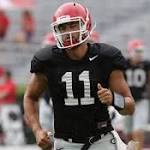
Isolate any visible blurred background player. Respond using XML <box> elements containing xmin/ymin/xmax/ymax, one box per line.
<box><xmin>0</xmin><ymin>67</ymin><xmax>19</xmax><ymax>145</ymax></box>
<box><xmin>0</xmin><ymin>68</ymin><xmax>16</xmax><ymax>106</ymax></box>
<box><xmin>13</xmin><ymin>10</ymin><xmax>35</xmax><ymax>43</ymax></box>
<box><xmin>0</xmin><ymin>9</ymin><xmax>10</xmax><ymax>41</ymax></box>
<box><xmin>124</xmin><ymin>39</ymin><xmax>150</xmax><ymax>150</ymax></box>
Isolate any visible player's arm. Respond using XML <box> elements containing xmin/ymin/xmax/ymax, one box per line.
<box><xmin>97</xmin><ymin>70</ymin><xmax>135</xmax><ymax>115</ymax></box>
<box><xmin>24</xmin><ymin>73</ymin><xmax>48</xmax><ymax>133</ymax></box>
<box><xmin>24</xmin><ymin>73</ymin><xmax>53</xmax><ymax>150</ymax></box>
<box><xmin>109</xmin><ymin>70</ymin><xmax>135</xmax><ymax>115</ymax></box>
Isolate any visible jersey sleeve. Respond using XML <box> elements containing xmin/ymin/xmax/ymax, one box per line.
<box><xmin>30</xmin><ymin>56</ymin><xmax>45</xmax><ymax>73</ymax></box>
<box><xmin>111</xmin><ymin>50</ymin><xmax>127</xmax><ymax>71</ymax></box>
<box><xmin>30</xmin><ymin>46</ymin><xmax>53</xmax><ymax>74</ymax></box>
<box><xmin>92</xmin><ymin>43</ymin><xmax>127</xmax><ymax>71</ymax></box>
<box><xmin>144</xmin><ymin>60</ymin><xmax>150</xmax><ymax>71</ymax></box>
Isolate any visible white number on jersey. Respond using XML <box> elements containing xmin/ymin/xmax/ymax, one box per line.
<box><xmin>62</xmin><ymin>71</ymin><xmax>94</xmax><ymax>106</ymax></box>
<box><xmin>126</xmin><ymin>69</ymin><xmax>146</xmax><ymax>87</ymax></box>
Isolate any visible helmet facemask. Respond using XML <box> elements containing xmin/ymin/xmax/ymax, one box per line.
<box><xmin>51</xmin><ymin>17</ymin><xmax>90</xmax><ymax>49</ymax></box>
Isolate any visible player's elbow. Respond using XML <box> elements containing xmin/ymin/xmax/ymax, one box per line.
<box><xmin>127</xmin><ymin>103</ymin><xmax>135</xmax><ymax>115</ymax></box>
<box><xmin>24</xmin><ymin>90</ymin><xmax>39</xmax><ymax>103</ymax></box>
<box><xmin>128</xmin><ymin>97</ymin><xmax>135</xmax><ymax>115</ymax></box>
<box><xmin>125</xmin><ymin>98</ymin><xmax>135</xmax><ymax>115</ymax></box>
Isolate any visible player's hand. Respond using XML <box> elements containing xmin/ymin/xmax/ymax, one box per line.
<box><xmin>97</xmin><ymin>83</ymin><xmax>113</xmax><ymax>105</ymax></box>
<box><xmin>35</xmin><ymin>129</ymin><xmax>53</xmax><ymax>150</ymax></box>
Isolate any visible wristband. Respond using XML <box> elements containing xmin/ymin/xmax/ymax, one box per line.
<box><xmin>112</xmin><ymin>92</ymin><xmax>125</xmax><ymax>111</ymax></box>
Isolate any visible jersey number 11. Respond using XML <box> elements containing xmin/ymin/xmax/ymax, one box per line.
<box><xmin>62</xmin><ymin>71</ymin><xmax>94</xmax><ymax>106</ymax></box>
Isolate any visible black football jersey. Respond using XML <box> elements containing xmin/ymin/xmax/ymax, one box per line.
<box><xmin>30</xmin><ymin>43</ymin><xmax>126</xmax><ymax>138</ymax></box>
<box><xmin>125</xmin><ymin>59</ymin><xmax>150</xmax><ymax>100</ymax></box>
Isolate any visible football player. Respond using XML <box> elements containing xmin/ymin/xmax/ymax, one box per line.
<box><xmin>23</xmin><ymin>2</ymin><xmax>135</xmax><ymax>150</ymax></box>
<box><xmin>124</xmin><ymin>39</ymin><xmax>150</xmax><ymax>150</ymax></box>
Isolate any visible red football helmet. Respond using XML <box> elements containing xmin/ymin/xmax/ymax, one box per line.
<box><xmin>51</xmin><ymin>2</ymin><xmax>92</xmax><ymax>49</ymax></box>
<box><xmin>127</xmin><ymin>39</ymin><xmax>144</xmax><ymax>57</ymax></box>
<box><xmin>42</xmin><ymin>32</ymin><xmax>56</xmax><ymax>47</ymax></box>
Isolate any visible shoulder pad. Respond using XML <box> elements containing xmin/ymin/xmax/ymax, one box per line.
<box><xmin>91</xmin><ymin>43</ymin><xmax>121</xmax><ymax>58</ymax></box>
<box><xmin>92</xmin><ymin>43</ymin><xmax>126</xmax><ymax>70</ymax></box>
<box><xmin>100</xmin><ymin>43</ymin><xmax>121</xmax><ymax>57</ymax></box>
<box><xmin>30</xmin><ymin>45</ymin><xmax>58</xmax><ymax>73</ymax></box>
<box><xmin>34</xmin><ymin>45</ymin><xmax>57</xmax><ymax>61</ymax></box>
<box><xmin>143</xmin><ymin>60</ymin><xmax>150</xmax><ymax>69</ymax></box>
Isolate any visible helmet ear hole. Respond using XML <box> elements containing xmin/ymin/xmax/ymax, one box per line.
<box><xmin>54</xmin><ymin>27</ymin><xmax>57</xmax><ymax>33</ymax></box>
